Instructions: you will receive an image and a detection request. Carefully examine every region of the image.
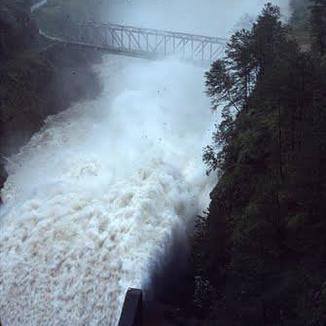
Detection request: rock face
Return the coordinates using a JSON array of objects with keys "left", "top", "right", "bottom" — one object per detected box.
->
[
  {"left": 0, "top": 1, "right": 37, "bottom": 61},
  {"left": 0, "top": 0, "right": 101, "bottom": 190}
]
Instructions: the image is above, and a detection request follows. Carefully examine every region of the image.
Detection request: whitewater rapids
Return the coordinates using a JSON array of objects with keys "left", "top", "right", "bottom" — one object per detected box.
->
[{"left": 0, "top": 55, "right": 215, "bottom": 325}]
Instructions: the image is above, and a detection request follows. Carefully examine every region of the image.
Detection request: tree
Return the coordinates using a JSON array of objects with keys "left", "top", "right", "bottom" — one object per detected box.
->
[
  {"left": 310, "top": 0, "right": 326, "bottom": 55},
  {"left": 194, "top": 3, "right": 326, "bottom": 325}
]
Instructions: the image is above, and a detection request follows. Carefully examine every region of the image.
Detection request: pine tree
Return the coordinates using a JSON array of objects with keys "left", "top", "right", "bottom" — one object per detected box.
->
[
  {"left": 194, "top": 3, "right": 326, "bottom": 325},
  {"left": 310, "top": 0, "right": 326, "bottom": 55}
]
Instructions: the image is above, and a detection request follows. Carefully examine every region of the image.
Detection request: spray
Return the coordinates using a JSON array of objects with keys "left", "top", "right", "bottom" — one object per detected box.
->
[
  {"left": 0, "top": 55, "right": 216, "bottom": 325},
  {"left": 1, "top": 0, "right": 290, "bottom": 324}
]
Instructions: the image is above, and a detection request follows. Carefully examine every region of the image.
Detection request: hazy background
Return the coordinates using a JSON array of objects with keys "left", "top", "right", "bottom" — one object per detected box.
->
[
  {"left": 103, "top": 0, "right": 290, "bottom": 36},
  {"left": 0, "top": 0, "right": 292, "bottom": 325}
]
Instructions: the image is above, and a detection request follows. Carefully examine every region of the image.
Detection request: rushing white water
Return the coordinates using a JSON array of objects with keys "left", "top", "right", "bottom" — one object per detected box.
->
[{"left": 0, "top": 54, "right": 216, "bottom": 325}]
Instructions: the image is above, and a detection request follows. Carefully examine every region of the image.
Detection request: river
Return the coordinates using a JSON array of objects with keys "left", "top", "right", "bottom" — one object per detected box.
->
[{"left": 0, "top": 52, "right": 216, "bottom": 325}]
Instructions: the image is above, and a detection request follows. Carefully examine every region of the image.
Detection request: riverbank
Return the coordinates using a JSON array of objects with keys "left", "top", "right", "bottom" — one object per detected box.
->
[{"left": 0, "top": 0, "right": 102, "bottom": 190}]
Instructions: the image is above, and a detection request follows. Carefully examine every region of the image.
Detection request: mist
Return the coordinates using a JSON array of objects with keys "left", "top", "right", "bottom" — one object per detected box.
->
[
  {"left": 0, "top": 0, "right": 291, "bottom": 325},
  {"left": 104, "top": 0, "right": 290, "bottom": 36},
  {"left": 0, "top": 55, "right": 216, "bottom": 325}
]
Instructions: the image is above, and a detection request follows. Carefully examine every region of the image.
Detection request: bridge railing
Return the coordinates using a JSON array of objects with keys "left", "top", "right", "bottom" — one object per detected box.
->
[{"left": 66, "top": 22, "right": 226, "bottom": 64}]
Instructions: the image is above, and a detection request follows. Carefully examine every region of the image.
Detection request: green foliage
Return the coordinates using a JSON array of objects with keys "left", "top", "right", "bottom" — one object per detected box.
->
[
  {"left": 0, "top": 0, "right": 51, "bottom": 155},
  {"left": 194, "top": 3, "right": 326, "bottom": 325},
  {"left": 0, "top": 1, "right": 38, "bottom": 62},
  {"left": 0, "top": 0, "right": 101, "bottom": 188},
  {"left": 32, "top": 0, "right": 104, "bottom": 38},
  {"left": 310, "top": 0, "right": 326, "bottom": 55},
  {"left": 290, "top": 0, "right": 311, "bottom": 43}
]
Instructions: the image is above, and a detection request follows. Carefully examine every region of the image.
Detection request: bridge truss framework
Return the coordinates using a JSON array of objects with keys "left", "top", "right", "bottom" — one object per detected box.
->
[{"left": 66, "top": 23, "right": 226, "bottom": 64}]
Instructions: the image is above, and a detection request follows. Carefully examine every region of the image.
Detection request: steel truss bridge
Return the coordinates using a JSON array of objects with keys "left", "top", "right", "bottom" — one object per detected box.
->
[{"left": 59, "top": 23, "right": 226, "bottom": 64}]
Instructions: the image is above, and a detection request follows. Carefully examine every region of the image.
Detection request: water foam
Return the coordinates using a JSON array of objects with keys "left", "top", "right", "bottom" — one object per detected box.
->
[{"left": 0, "top": 55, "right": 216, "bottom": 325}]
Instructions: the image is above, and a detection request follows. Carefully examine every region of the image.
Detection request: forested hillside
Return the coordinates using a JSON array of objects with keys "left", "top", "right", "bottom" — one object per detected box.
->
[
  {"left": 192, "top": 1, "right": 326, "bottom": 325},
  {"left": 0, "top": 0, "right": 101, "bottom": 189},
  {"left": 32, "top": 0, "right": 103, "bottom": 37},
  {"left": 290, "top": 0, "right": 311, "bottom": 44}
]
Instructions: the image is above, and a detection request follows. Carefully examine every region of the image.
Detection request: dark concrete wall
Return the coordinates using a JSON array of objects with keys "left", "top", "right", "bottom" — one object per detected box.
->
[{"left": 118, "top": 288, "right": 143, "bottom": 326}]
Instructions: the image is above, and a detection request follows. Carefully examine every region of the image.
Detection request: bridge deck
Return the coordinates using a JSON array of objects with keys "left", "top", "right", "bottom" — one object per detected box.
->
[{"left": 60, "top": 22, "right": 226, "bottom": 64}]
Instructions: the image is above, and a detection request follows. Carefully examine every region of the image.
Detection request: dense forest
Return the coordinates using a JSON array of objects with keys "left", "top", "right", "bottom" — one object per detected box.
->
[
  {"left": 32, "top": 0, "right": 104, "bottom": 37},
  {"left": 192, "top": 0, "right": 326, "bottom": 325},
  {"left": 0, "top": 0, "right": 101, "bottom": 189}
]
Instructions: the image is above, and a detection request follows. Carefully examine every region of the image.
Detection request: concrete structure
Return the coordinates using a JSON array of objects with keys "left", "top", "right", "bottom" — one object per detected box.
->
[{"left": 118, "top": 288, "right": 143, "bottom": 326}]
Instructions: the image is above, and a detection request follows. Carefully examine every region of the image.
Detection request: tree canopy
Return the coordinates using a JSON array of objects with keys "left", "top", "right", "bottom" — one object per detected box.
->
[{"left": 194, "top": 2, "right": 326, "bottom": 325}]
